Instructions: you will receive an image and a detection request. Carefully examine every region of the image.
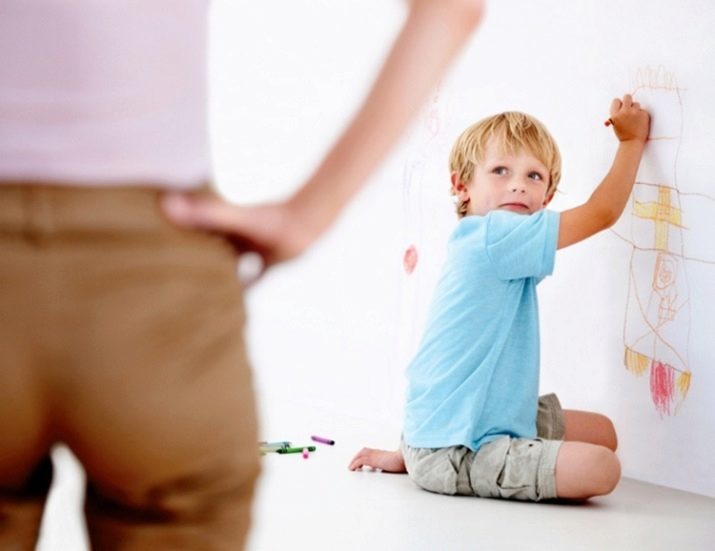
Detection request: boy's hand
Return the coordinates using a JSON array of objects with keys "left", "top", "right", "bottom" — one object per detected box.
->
[
  {"left": 557, "top": 93, "right": 650, "bottom": 249},
  {"left": 610, "top": 94, "right": 650, "bottom": 144},
  {"left": 348, "top": 447, "right": 407, "bottom": 473}
]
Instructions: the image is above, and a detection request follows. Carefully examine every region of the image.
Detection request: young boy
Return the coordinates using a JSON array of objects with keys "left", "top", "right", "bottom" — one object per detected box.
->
[{"left": 349, "top": 95, "right": 650, "bottom": 502}]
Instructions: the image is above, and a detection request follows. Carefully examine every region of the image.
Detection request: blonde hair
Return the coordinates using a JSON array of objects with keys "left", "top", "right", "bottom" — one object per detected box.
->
[{"left": 448, "top": 112, "right": 561, "bottom": 218}]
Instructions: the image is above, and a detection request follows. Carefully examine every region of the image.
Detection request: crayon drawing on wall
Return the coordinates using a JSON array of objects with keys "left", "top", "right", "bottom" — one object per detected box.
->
[{"left": 613, "top": 67, "right": 715, "bottom": 416}]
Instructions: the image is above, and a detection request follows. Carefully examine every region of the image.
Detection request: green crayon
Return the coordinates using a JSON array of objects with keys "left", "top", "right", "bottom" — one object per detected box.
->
[{"left": 276, "top": 446, "right": 316, "bottom": 454}]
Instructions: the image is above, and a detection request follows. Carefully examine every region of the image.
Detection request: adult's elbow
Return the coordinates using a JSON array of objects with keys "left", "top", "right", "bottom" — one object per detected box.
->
[
  {"left": 445, "top": 0, "right": 485, "bottom": 29},
  {"left": 410, "top": 0, "right": 485, "bottom": 30}
]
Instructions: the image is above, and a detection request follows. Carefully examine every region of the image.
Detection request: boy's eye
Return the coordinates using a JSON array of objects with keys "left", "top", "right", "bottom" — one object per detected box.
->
[
  {"left": 492, "top": 166, "right": 508, "bottom": 175},
  {"left": 529, "top": 171, "right": 544, "bottom": 181}
]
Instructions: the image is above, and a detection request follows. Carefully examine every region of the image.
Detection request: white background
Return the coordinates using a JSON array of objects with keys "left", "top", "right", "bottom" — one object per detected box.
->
[
  {"left": 34, "top": 3, "right": 715, "bottom": 548},
  {"left": 209, "top": 0, "right": 715, "bottom": 497},
  {"left": 33, "top": 0, "right": 715, "bottom": 551}
]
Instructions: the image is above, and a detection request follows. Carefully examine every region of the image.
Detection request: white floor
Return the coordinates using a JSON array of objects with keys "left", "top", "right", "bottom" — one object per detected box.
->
[{"left": 38, "top": 396, "right": 715, "bottom": 551}]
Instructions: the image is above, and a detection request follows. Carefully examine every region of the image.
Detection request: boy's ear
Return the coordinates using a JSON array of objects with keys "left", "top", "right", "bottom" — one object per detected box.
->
[
  {"left": 450, "top": 172, "right": 470, "bottom": 200},
  {"left": 543, "top": 191, "right": 555, "bottom": 207}
]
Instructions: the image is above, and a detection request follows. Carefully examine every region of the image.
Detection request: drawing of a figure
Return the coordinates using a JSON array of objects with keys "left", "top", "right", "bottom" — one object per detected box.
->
[
  {"left": 401, "top": 87, "right": 446, "bottom": 275},
  {"left": 623, "top": 67, "right": 692, "bottom": 416}
]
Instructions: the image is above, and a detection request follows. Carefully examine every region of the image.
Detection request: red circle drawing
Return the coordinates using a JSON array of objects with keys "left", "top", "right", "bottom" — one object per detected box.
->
[{"left": 403, "top": 245, "right": 418, "bottom": 275}]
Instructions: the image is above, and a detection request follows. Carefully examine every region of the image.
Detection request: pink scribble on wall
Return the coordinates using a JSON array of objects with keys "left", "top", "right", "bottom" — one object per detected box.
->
[
  {"left": 403, "top": 245, "right": 418, "bottom": 275},
  {"left": 650, "top": 360, "right": 675, "bottom": 416}
]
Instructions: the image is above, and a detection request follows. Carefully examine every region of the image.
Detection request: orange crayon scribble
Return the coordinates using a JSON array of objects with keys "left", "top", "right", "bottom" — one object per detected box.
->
[
  {"left": 676, "top": 371, "right": 692, "bottom": 398},
  {"left": 632, "top": 65, "right": 684, "bottom": 94},
  {"left": 624, "top": 347, "right": 650, "bottom": 376}
]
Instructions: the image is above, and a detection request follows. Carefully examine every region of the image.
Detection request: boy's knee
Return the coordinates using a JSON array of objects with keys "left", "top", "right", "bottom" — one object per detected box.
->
[
  {"left": 599, "top": 415, "right": 618, "bottom": 451},
  {"left": 593, "top": 447, "right": 621, "bottom": 496},
  {"left": 555, "top": 442, "right": 620, "bottom": 500}
]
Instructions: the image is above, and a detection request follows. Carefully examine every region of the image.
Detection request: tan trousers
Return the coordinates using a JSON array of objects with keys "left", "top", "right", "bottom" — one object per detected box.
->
[{"left": 0, "top": 184, "right": 260, "bottom": 549}]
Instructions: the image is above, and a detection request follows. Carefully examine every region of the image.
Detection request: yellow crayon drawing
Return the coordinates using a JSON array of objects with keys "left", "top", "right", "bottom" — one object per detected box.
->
[
  {"left": 615, "top": 67, "right": 713, "bottom": 416},
  {"left": 632, "top": 186, "right": 684, "bottom": 250}
]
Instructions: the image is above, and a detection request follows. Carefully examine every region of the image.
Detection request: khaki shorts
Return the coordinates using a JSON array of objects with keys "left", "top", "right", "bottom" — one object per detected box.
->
[
  {"left": 402, "top": 393, "right": 565, "bottom": 501},
  {"left": 0, "top": 183, "right": 260, "bottom": 549}
]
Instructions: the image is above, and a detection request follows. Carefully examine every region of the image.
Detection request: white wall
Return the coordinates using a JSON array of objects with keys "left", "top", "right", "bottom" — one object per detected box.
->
[{"left": 210, "top": 0, "right": 715, "bottom": 497}]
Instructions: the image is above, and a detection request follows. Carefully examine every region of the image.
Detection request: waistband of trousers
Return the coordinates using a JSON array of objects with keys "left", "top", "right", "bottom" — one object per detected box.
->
[{"left": 0, "top": 181, "right": 216, "bottom": 239}]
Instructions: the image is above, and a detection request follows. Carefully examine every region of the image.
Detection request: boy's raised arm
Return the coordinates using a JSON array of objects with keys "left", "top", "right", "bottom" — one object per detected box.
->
[{"left": 557, "top": 95, "right": 650, "bottom": 250}]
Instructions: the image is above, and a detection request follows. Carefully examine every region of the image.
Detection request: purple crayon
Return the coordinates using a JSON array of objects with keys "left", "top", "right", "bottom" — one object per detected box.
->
[{"left": 310, "top": 435, "right": 335, "bottom": 446}]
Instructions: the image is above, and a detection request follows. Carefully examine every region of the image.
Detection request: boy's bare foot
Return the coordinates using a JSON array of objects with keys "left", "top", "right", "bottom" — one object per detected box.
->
[{"left": 348, "top": 448, "right": 406, "bottom": 473}]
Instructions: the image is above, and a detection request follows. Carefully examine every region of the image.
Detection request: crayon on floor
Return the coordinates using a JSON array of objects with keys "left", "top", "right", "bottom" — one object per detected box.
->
[
  {"left": 276, "top": 446, "right": 316, "bottom": 454},
  {"left": 311, "top": 435, "right": 335, "bottom": 445}
]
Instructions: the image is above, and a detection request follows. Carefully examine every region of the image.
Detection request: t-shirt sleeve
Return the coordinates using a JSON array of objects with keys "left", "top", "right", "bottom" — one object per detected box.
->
[{"left": 485, "top": 210, "right": 560, "bottom": 280}]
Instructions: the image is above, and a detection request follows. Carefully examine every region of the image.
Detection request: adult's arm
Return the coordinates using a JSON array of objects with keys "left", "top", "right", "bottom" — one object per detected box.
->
[{"left": 162, "top": 0, "right": 485, "bottom": 268}]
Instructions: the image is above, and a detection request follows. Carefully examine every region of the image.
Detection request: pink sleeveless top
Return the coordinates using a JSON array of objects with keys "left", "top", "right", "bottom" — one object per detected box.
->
[{"left": 0, "top": 0, "right": 211, "bottom": 189}]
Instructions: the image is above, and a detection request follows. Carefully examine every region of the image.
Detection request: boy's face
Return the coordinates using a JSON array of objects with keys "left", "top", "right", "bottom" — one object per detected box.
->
[{"left": 452, "top": 138, "right": 553, "bottom": 216}]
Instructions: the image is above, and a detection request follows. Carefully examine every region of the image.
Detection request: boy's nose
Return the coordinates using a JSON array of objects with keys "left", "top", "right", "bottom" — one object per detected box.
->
[{"left": 510, "top": 180, "right": 527, "bottom": 193}]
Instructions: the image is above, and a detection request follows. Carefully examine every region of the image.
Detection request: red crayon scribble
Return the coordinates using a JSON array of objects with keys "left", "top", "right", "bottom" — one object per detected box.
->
[
  {"left": 403, "top": 245, "right": 418, "bottom": 275},
  {"left": 650, "top": 360, "right": 675, "bottom": 416}
]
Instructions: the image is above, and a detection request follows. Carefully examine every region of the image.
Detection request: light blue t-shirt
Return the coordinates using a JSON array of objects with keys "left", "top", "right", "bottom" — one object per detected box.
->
[{"left": 403, "top": 209, "right": 560, "bottom": 451}]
